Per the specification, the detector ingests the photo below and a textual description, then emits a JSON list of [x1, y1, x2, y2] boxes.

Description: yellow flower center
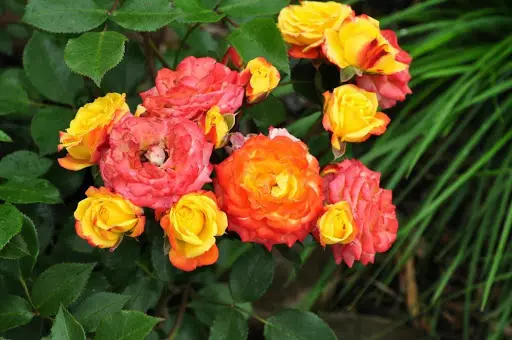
[[317, 201, 357, 245]]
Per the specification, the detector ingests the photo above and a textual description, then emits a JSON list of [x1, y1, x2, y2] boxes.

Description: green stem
[[174, 23, 200, 68], [19, 274, 35, 311], [136, 261, 159, 281]]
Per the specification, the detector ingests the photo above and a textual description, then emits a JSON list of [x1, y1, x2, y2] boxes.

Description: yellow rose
[[200, 106, 233, 149], [322, 84, 390, 149], [74, 187, 145, 249], [317, 201, 357, 246], [242, 57, 280, 104], [278, 1, 354, 59], [160, 191, 227, 271], [323, 15, 408, 74], [58, 93, 129, 171]]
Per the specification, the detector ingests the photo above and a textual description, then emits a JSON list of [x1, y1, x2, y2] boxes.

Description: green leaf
[[101, 43, 146, 94], [31, 107, 75, 156], [94, 310, 161, 340], [0, 295, 33, 332], [0, 151, 52, 179], [191, 284, 252, 327], [123, 277, 163, 313], [219, 0, 287, 17], [286, 111, 322, 139], [151, 235, 175, 282], [0, 203, 23, 250], [111, 0, 181, 31], [264, 309, 337, 340], [0, 30, 12, 55], [229, 245, 274, 302], [0, 68, 31, 116], [245, 94, 286, 130], [174, 0, 224, 23], [50, 306, 86, 340], [0, 178, 62, 204], [45, 164, 86, 199], [209, 309, 248, 340], [65, 31, 127, 86], [18, 214, 39, 277], [0, 234, 30, 259], [73, 292, 130, 332], [23, 0, 108, 33], [0, 129, 13, 142], [228, 18, 289, 74], [31, 263, 96, 316], [23, 31, 84, 105]]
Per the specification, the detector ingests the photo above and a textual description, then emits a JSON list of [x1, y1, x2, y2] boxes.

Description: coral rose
[[74, 187, 145, 249], [323, 84, 390, 150], [240, 57, 280, 104], [99, 115, 213, 210], [323, 15, 408, 75], [140, 56, 245, 120], [215, 128, 323, 250], [58, 93, 129, 171], [356, 70, 412, 109], [321, 159, 398, 267], [160, 191, 227, 271], [278, 1, 354, 59]]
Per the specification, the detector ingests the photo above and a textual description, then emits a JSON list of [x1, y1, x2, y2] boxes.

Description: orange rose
[[214, 128, 323, 250]]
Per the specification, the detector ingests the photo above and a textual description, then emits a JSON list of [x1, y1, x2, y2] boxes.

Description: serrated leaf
[[0, 178, 62, 204], [50, 306, 86, 340], [31, 106, 75, 156], [0, 68, 31, 116], [0, 129, 13, 142], [190, 284, 252, 327], [0, 151, 52, 179], [150, 234, 175, 282], [94, 310, 160, 340], [209, 309, 248, 340], [245, 95, 286, 130], [18, 214, 39, 277], [23, 31, 84, 105], [0, 234, 30, 259], [101, 43, 146, 94], [123, 277, 163, 313], [45, 164, 86, 199], [32, 263, 96, 316], [23, 0, 108, 33], [174, 0, 224, 23], [229, 245, 274, 302], [0, 203, 23, 250], [65, 31, 127, 86], [0, 295, 33, 332], [228, 18, 289, 74], [73, 292, 130, 332], [111, 0, 181, 31], [219, 0, 287, 17], [264, 309, 337, 340]]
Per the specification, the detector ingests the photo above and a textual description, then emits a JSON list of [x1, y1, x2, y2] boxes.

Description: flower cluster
[[278, 1, 412, 152], [59, 1, 408, 271]]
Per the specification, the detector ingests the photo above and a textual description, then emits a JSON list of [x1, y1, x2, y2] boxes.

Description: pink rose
[[99, 115, 213, 210], [140, 56, 245, 120], [356, 70, 412, 109], [321, 159, 398, 267]]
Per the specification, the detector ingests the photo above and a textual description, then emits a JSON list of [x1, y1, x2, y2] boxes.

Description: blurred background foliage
[[0, 0, 512, 339]]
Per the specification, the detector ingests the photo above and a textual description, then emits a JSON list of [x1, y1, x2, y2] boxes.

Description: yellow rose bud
[[74, 187, 145, 249], [58, 93, 129, 171], [278, 1, 354, 59], [160, 191, 227, 271], [323, 84, 390, 149], [243, 57, 280, 104], [317, 201, 357, 246], [323, 15, 408, 74], [200, 106, 233, 149]]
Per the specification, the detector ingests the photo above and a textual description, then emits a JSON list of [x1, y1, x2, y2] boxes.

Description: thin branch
[[224, 16, 239, 28], [168, 285, 190, 340], [143, 33, 157, 81], [148, 39, 171, 69], [174, 23, 200, 68]]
